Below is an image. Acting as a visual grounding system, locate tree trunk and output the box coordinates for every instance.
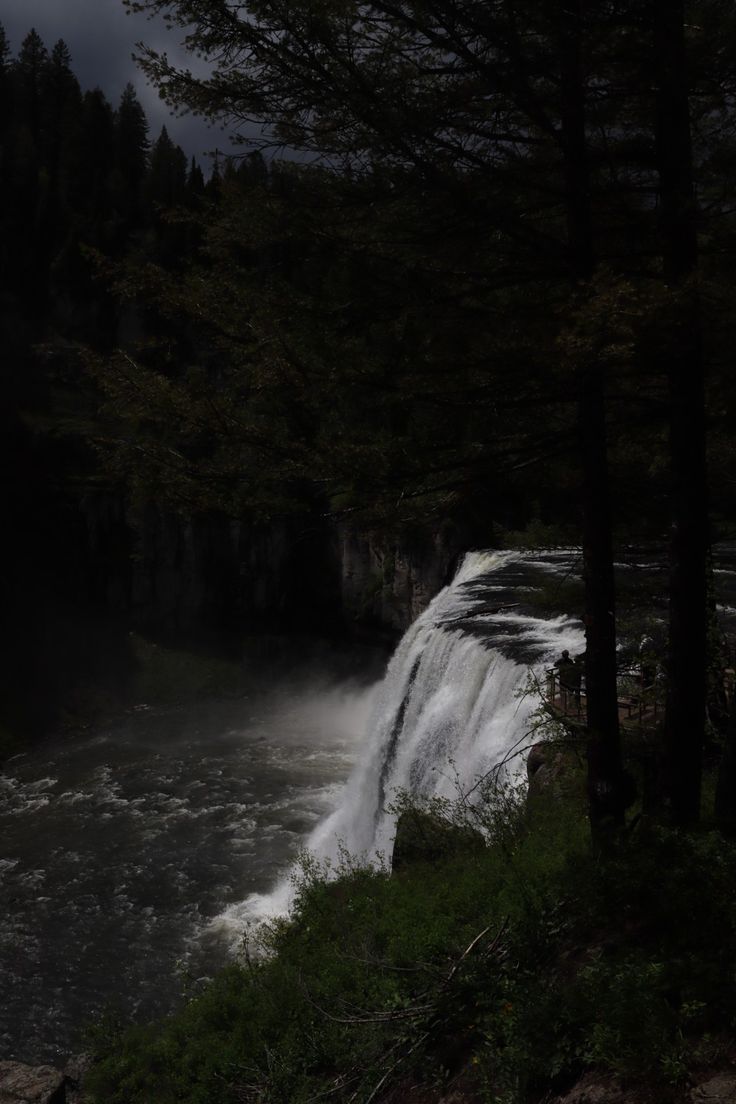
[561,0,624,841]
[654,0,708,828]
[715,702,736,835]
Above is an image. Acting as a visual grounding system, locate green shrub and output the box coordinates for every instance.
[85,789,736,1104]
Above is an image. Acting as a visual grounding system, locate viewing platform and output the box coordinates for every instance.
[543,669,663,731]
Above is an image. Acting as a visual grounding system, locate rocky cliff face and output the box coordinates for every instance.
[338,523,467,638]
[81,497,343,637]
[81,495,468,640]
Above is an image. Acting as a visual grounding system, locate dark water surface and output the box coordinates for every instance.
[0,682,375,1064]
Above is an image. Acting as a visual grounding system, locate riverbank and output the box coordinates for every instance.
[82,757,736,1104]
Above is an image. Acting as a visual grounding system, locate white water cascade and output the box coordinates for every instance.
[216,549,585,935]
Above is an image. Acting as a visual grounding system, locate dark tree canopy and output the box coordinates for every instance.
[109,0,736,834]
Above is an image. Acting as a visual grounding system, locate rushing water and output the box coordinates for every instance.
[3,546,735,1066]
[0,681,377,1064]
[215,549,585,936]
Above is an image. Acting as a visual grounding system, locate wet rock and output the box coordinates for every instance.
[392,808,485,871]
[551,1073,628,1104]
[0,1061,67,1104]
[691,1072,736,1102]
[63,1055,90,1103]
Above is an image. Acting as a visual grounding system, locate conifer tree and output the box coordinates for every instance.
[0,22,13,216]
[77,88,115,234]
[205,156,222,202]
[43,40,82,205]
[654,0,708,827]
[147,124,187,207]
[186,156,206,202]
[113,82,149,227]
[12,28,48,142]
[46,39,79,107]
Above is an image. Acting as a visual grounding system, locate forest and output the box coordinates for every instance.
[3,1,736,1101]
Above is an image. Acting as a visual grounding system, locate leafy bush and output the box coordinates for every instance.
[85,787,736,1104]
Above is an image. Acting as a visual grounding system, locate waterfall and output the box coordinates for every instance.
[215,549,584,934]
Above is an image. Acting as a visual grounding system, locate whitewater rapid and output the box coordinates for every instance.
[216,550,585,936]
[0,547,589,1061]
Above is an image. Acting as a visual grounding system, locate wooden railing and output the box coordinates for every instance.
[544,668,662,727]
[545,666,736,728]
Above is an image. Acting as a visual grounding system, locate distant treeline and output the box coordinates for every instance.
[0,24,218,319]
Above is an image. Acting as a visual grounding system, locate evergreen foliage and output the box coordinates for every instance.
[110,0,736,835]
[0,21,195,317]
[0,19,201,744]
[112,82,150,230]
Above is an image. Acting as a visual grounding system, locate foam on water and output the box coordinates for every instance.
[1,547,610,1060]
[214,550,585,939]
[0,679,379,1063]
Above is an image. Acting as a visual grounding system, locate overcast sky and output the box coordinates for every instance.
[1,0,233,165]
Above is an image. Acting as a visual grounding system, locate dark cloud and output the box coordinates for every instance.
[0,0,234,164]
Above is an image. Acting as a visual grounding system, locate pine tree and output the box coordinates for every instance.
[12,28,48,142]
[185,156,206,203]
[0,22,10,71]
[655,0,708,827]
[205,156,222,203]
[112,82,149,228]
[76,88,115,236]
[45,39,80,109]
[43,40,82,203]
[0,22,13,198]
[146,125,187,208]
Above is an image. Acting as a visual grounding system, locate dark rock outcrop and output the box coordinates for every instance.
[0,1062,67,1104]
[339,524,466,637]
[691,1072,736,1103]
[551,1069,736,1104]
[552,1076,628,1104]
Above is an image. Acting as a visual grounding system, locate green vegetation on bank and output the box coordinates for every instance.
[85,770,736,1104]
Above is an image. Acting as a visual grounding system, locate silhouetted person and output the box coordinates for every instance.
[555,650,577,709]
[568,652,584,712]
[640,635,655,693]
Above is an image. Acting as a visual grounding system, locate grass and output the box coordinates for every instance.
[83,769,736,1104]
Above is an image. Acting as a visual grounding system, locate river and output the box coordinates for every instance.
[2,545,735,1066]
[0,679,376,1064]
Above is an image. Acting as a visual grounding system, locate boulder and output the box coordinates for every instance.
[392,808,485,871]
[691,1072,736,1103]
[0,1062,67,1104]
[551,1074,628,1104]
[63,1055,90,1103]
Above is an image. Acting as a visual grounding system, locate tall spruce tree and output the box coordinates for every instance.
[557,0,624,839]
[147,125,187,208]
[12,28,48,143]
[0,23,12,278]
[42,40,82,231]
[654,0,708,827]
[186,155,206,202]
[77,88,115,236]
[113,83,149,229]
